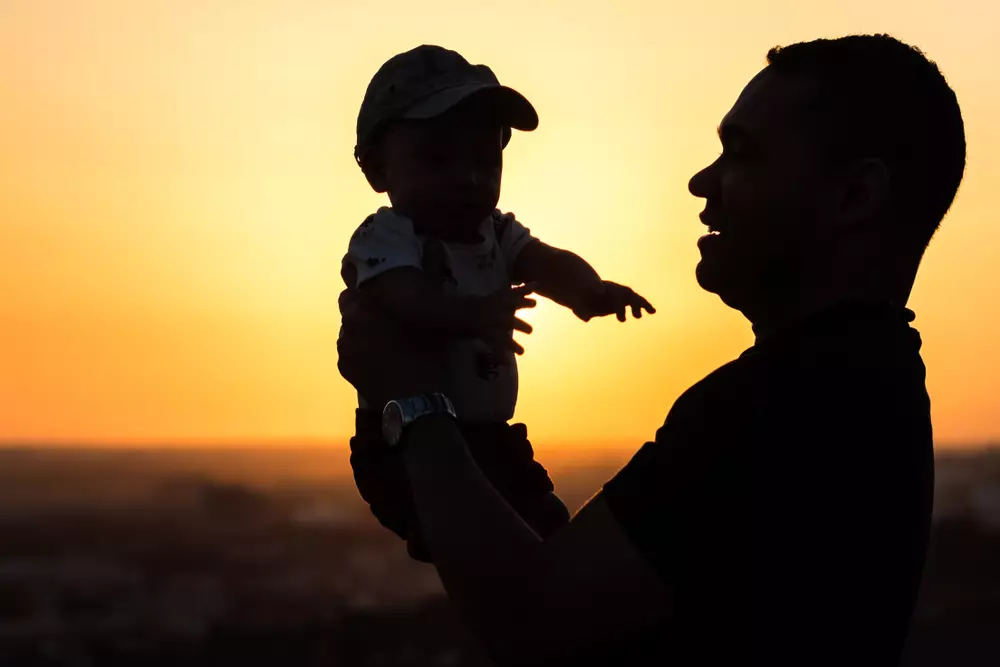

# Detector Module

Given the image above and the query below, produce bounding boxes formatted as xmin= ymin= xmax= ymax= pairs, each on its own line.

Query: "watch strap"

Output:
xmin=399 ymin=392 xmax=457 ymax=428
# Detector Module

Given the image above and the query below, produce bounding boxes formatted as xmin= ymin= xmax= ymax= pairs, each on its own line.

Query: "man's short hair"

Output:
xmin=767 ymin=34 xmax=966 ymax=248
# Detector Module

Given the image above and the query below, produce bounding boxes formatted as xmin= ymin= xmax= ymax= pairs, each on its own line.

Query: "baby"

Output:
xmin=343 ymin=45 xmax=654 ymax=561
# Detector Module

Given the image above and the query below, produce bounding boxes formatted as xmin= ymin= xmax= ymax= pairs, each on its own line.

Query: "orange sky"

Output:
xmin=2 ymin=0 xmax=999 ymax=450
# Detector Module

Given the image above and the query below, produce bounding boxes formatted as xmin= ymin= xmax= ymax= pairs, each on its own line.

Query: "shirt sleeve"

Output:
xmin=601 ymin=392 xmax=749 ymax=614
xmin=345 ymin=210 xmax=424 ymax=287
xmin=602 ymin=424 xmax=698 ymax=588
xmin=494 ymin=210 xmax=539 ymax=276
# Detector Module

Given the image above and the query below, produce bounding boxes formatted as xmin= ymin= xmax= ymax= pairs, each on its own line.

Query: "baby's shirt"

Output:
xmin=344 ymin=207 xmax=537 ymax=422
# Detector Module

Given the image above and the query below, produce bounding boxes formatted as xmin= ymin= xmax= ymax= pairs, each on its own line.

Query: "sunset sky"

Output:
xmin=3 ymin=0 xmax=999 ymax=451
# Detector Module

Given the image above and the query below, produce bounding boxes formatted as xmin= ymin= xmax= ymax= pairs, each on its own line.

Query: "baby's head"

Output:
xmin=355 ymin=45 xmax=537 ymax=238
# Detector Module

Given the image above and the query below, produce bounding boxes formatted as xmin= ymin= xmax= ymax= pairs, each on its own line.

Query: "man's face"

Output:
xmin=689 ymin=68 xmax=836 ymax=313
xmin=380 ymin=109 xmax=503 ymax=237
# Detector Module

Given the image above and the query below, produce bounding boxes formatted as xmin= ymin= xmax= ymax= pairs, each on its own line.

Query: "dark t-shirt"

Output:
xmin=602 ymin=302 xmax=934 ymax=666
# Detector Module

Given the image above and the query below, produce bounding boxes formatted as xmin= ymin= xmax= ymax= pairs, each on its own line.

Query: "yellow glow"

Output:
xmin=3 ymin=0 xmax=1000 ymax=451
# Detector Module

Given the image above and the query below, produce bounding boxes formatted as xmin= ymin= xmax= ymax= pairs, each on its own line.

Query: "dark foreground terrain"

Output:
xmin=0 ymin=446 xmax=997 ymax=666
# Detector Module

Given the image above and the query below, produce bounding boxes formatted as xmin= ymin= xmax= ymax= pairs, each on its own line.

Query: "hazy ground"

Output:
xmin=0 ymin=445 xmax=997 ymax=666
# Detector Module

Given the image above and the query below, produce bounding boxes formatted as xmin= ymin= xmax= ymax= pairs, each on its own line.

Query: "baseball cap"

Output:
xmin=354 ymin=45 xmax=538 ymax=164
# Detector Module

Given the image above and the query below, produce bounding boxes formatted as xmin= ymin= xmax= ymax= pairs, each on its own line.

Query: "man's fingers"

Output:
xmin=616 ymin=307 xmax=627 ymax=323
xmin=513 ymin=296 xmax=537 ymax=311
xmin=514 ymin=281 xmax=538 ymax=297
xmin=485 ymin=331 xmax=526 ymax=356
xmin=512 ymin=317 xmax=533 ymax=334
xmin=631 ymin=303 xmax=643 ymax=319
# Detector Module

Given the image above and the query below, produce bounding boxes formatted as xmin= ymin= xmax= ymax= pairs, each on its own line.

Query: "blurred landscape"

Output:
xmin=0 ymin=445 xmax=997 ymax=666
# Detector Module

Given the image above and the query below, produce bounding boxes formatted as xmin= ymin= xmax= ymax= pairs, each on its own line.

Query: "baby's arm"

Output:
xmin=513 ymin=241 xmax=602 ymax=311
xmin=513 ymin=240 xmax=654 ymax=322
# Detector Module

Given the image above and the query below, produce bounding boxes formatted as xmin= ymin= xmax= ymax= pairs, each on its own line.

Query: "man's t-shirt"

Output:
xmin=602 ymin=302 xmax=934 ymax=665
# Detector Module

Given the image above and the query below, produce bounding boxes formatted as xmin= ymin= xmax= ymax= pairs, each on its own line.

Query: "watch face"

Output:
xmin=382 ymin=401 xmax=404 ymax=446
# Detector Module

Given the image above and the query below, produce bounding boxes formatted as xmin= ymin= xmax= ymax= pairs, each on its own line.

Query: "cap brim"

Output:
xmin=402 ymin=83 xmax=539 ymax=131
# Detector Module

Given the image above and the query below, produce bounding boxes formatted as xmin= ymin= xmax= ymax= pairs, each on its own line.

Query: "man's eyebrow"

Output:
xmin=717 ymin=122 xmax=758 ymax=147
xmin=718 ymin=122 xmax=745 ymax=140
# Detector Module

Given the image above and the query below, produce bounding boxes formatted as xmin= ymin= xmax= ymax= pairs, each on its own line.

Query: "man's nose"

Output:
xmin=688 ymin=159 xmax=718 ymax=199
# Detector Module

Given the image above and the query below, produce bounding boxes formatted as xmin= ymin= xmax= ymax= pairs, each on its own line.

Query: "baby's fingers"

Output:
xmin=630 ymin=293 xmax=656 ymax=319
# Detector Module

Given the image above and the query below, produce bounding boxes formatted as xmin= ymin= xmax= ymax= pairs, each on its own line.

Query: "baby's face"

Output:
xmin=380 ymin=110 xmax=503 ymax=239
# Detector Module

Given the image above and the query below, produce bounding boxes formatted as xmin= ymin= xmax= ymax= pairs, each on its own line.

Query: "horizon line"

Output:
xmin=0 ymin=439 xmax=996 ymax=455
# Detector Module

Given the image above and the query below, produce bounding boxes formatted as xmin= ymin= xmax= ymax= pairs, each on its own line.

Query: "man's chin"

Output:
xmin=696 ymin=261 xmax=747 ymax=308
xmin=695 ymin=260 xmax=727 ymax=296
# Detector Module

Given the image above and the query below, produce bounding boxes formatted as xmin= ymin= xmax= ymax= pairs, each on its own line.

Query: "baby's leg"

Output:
xmin=350 ymin=409 xmax=425 ymax=549
xmin=462 ymin=422 xmax=571 ymax=539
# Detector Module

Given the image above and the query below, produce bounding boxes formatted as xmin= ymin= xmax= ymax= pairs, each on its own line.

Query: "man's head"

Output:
xmin=689 ymin=34 xmax=966 ymax=320
xmin=355 ymin=45 xmax=538 ymax=237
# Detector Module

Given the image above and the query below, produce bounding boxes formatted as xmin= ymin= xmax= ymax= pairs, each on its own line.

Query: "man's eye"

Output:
xmin=722 ymin=144 xmax=749 ymax=161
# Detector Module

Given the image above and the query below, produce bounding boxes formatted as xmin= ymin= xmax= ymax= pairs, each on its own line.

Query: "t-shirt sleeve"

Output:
xmin=602 ymin=424 xmax=694 ymax=588
xmin=345 ymin=211 xmax=424 ymax=287
xmin=494 ymin=210 xmax=539 ymax=276
xmin=601 ymin=401 xmax=748 ymax=611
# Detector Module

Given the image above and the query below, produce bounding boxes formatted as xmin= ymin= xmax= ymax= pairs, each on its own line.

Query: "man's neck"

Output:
xmin=747 ymin=281 xmax=909 ymax=344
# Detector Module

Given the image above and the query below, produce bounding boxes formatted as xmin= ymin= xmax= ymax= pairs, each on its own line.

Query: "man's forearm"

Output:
xmin=400 ymin=415 xmax=552 ymax=662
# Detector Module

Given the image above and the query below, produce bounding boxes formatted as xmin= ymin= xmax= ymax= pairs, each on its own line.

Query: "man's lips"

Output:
xmin=697 ymin=211 xmax=725 ymax=254
xmin=698 ymin=210 xmax=723 ymax=235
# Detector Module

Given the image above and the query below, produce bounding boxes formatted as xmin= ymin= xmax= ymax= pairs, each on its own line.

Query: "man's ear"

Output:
xmin=838 ymin=158 xmax=891 ymax=227
xmin=360 ymin=148 xmax=389 ymax=193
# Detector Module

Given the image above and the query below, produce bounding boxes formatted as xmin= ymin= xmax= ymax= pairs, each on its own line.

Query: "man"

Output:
xmin=337 ymin=34 xmax=966 ymax=666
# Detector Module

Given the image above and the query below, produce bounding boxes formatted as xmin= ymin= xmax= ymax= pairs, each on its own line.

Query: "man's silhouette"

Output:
xmin=337 ymin=34 xmax=966 ymax=666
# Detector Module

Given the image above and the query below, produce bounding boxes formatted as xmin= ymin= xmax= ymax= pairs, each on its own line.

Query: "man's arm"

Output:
xmin=400 ymin=415 xmax=671 ymax=667
xmin=512 ymin=240 xmax=603 ymax=312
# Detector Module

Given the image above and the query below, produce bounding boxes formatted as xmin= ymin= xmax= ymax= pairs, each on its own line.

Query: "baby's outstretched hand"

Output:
xmin=574 ymin=281 xmax=655 ymax=323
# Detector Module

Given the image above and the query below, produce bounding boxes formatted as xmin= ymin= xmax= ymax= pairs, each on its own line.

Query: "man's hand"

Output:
xmin=337 ymin=285 xmax=446 ymax=409
xmin=474 ymin=283 xmax=537 ymax=334
xmin=573 ymin=281 xmax=656 ymax=323
xmin=338 ymin=282 xmax=449 ymax=559
xmin=474 ymin=283 xmax=537 ymax=358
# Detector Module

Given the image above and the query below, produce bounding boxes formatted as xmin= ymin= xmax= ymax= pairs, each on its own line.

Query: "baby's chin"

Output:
xmin=422 ymin=205 xmax=494 ymax=239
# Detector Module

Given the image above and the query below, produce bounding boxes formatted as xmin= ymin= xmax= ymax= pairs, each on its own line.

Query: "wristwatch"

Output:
xmin=381 ymin=393 xmax=458 ymax=447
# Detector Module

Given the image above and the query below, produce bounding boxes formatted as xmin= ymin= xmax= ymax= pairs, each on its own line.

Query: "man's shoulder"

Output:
xmin=605 ymin=355 xmax=757 ymax=489
xmin=664 ymin=353 xmax=759 ymax=423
